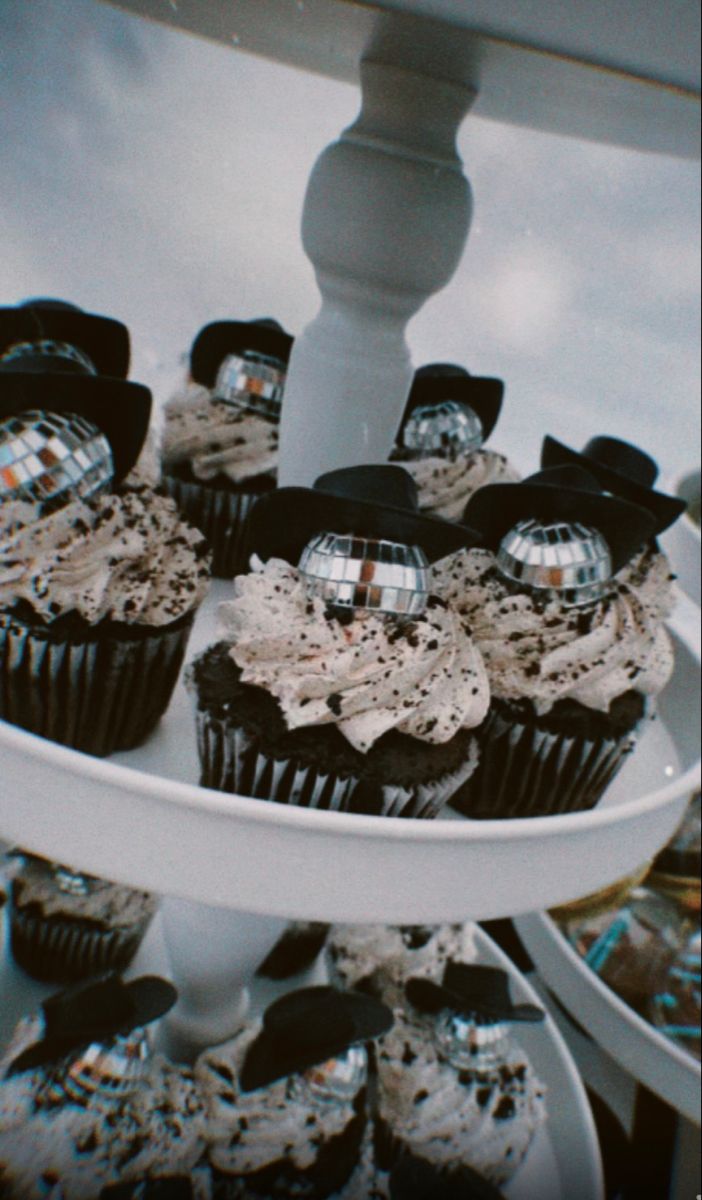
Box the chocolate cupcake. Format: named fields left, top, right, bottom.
left=0, top=315, right=210, bottom=756
left=433, top=465, right=673, bottom=818
left=195, top=985, right=393, bottom=1199
left=7, top=852, right=157, bottom=984
left=0, top=973, right=206, bottom=1199
left=374, top=964, right=546, bottom=1189
left=390, top=363, right=519, bottom=520
left=161, top=317, right=293, bottom=577
left=188, top=465, right=488, bottom=817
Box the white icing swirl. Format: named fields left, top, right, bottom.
left=399, top=449, right=520, bottom=520
left=327, top=924, right=477, bottom=1009
left=376, top=1013, right=546, bottom=1186
left=218, top=558, right=489, bottom=753
left=196, top=1023, right=358, bottom=1176
left=162, top=382, right=278, bottom=483
left=0, top=490, right=210, bottom=626
left=432, top=546, right=675, bottom=713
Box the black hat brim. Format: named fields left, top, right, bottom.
left=463, top=470, right=655, bottom=575
left=249, top=485, right=477, bottom=566
left=190, top=321, right=293, bottom=387
left=390, top=1154, right=507, bottom=1200
left=399, top=373, right=504, bottom=444
left=240, top=987, right=392, bottom=1092
left=405, top=976, right=543, bottom=1023
left=0, top=373, right=151, bottom=486
left=8, top=976, right=177, bottom=1075
left=542, top=436, right=686, bottom=534
left=0, top=307, right=130, bottom=379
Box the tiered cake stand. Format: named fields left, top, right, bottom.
left=1, top=3, right=700, bottom=1196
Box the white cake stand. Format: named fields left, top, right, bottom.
left=2, top=0, right=700, bottom=1060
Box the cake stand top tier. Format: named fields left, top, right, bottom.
left=108, top=0, right=700, bottom=158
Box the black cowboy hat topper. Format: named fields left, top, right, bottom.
left=406, top=963, right=544, bottom=1024
left=397, top=362, right=504, bottom=446
left=240, top=985, right=393, bottom=1093
left=190, top=317, right=293, bottom=388
left=249, top=464, right=479, bottom=568
left=390, top=1154, right=507, bottom=1200
left=542, top=434, right=686, bottom=534
left=8, top=972, right=177, bottom=1076
left=463, top=464, right=655, bottom=576
left=0, top=298, right=130, bottom=379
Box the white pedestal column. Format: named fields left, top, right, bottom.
left=159, top=897, right=287, bottom=1061
left=278, top=59, right=476, bottom=485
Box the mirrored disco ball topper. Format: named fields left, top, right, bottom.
left=299, top=532, right=430, bottom=617
left=292, top=1043, right=368, bottom=1106
left=0, top=409, right=114, bottom=513
left=214, top=350, right=287, bottom=420
left=403, top=400, right=483, bottom=458
left=497, top=518, right=613, bottom=607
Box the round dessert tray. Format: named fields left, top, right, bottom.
left=0, top=585, right=699, bottom=925
left=0, top=905, right=605, bottom=1200
left=514, top=909, right=701, bottom=1126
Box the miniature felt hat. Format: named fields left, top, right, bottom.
left=0, top=372, right=152, bottom=486
left=406, top=963, right=544, bottom=1023
left=8, top=972, right=177, bottom=1075
left=390, top=1154, right=507, bottom=1200
left=101, top=1180, right=194, bottom=1200
left=397, top=362, right=504, bottom=444
left=541, top=435, right=686, bottom=534
left=249, top=464, right=479, bottom=565
left=463, top=464, right=655, bottom=575
left=190, top=317, right=294, bottom=387
left=240, top=985, right=393, bottom=1092
left=0, top=299, right=130, bottom=379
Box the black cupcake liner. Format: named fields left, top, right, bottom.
left=196, top=712, right=479, bottom=818
left=450, top=706, right=638, bottom=819
left=9, top=884, right=154, bottom=984
left=0, top=610, right=194, bottom=756
left=161, top=475, right=258, bottom=579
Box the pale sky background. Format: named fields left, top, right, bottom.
left=1, top=0, right=700, bottom=482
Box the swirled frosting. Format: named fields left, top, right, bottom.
left=162, top=382, right=278, bottom=483
left=432, top=546, right=675, bottom=713
left=0, top=490, right=210, bottom=626
left=327, top=923, right=477, bottom=1009
left=0, top=1027, right=206, bottom=1200
left=218, top=558, right=489, bottom=753
left=376, top=1013, right=546, bottom=1186
left=395, top=450, right=520, bottom=520
left=196, top=1023, right=359, bottom=1176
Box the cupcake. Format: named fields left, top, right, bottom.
left=188, top=465, right=488, bottom=817
left=7, top=851, right=157, bottom=984
left=433, top=465, right=669, bottom=818
left=161, top=317, right=293, bottom=578
left=326, top=924, right=477, bottom=1008
left=390, top=363, right=519, bottom=520
left=195, top=985, right=393, bottom=1199
left=0, top=334, right=210, bottom=755
left=374, top=963, right=546, bottom=1189
left=0, top=972, right=207, bottom=1200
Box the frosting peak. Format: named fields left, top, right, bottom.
left=162, top=382, right=278, bottom=483
left=218, top=558, right=489, bottom=752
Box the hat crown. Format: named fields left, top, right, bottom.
left=443, top=963, right=513, bottom=1013
left=315, top=465, right=420, bottom=512
left=43, top=974, right=137, bottom=1042
left=582, top=435, right=658, bottom=487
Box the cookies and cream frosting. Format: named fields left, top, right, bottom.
left=395, top=450, right=520, bottom=520
left=376, top=1012, right=546, bottom=1186
left=218, top=558, right=490, bottom=753
left=196, top=1023, right=360, bottom=1176
left=0, top=490, right=210, bottom=626
left=327, top=924, right=477, bottom=1009
left=432, top=545, right=675, bottom=713
left=162, top=382, right=278, bottom=483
